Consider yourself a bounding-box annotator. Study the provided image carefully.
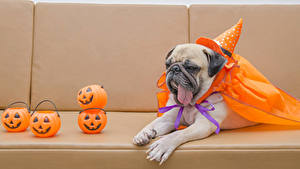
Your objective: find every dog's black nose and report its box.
[171,65,180,72]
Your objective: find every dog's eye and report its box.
[165,59,172,69]
[166,63,171,69]
[186,66,200,72]
[184,60,200,72]
[166,61,172,69]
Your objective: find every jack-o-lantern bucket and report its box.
[1,101,30,132]
[77,84,107,110]
[29,100,61,138]
[78,108,107,134]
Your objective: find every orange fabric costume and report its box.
[157,19,300,126]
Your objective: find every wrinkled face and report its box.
[165,44,226,106]
[1,108,30,132]
[30,112,61,137]
[78,87,94,105]
[78,111,107,134]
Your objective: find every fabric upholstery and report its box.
[1,3,300,169]
[31,3,188,111]
[1,111,300,169]
[0,0,33,108]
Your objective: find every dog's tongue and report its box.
[177,85,193,106]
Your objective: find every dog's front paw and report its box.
[146,135,177,165]
[133,128,156,146]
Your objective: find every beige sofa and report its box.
[1,0,300,168]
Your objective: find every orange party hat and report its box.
[214,18,243,54]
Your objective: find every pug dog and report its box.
[133,44,257,164]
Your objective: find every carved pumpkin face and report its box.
[1,108,30,132]
[78,109,107,134]
[77,85,107,110]
[30,111,61,137]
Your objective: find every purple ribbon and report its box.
[158,100,220,134]
[195,101,220,134]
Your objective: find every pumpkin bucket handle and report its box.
[6,101,30,113]
[79,108,106,115]
[32,100,60,117]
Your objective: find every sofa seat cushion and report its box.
[1,111,300,169]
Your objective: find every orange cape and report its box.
[157,19,300,126]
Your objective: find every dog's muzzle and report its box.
[166,63,198,93]
[166,62,200,106]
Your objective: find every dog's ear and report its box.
[203,49,227,77]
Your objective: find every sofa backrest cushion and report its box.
[31,3,188,111]
[0,0,33,109]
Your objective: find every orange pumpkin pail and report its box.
[78,108,107,134]
[157,18,300,126]
[77,84,107,110]
[1,101,31,132]
[30,100,61,137]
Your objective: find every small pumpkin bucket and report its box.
[77,84,107,110]
[1,101,30,132]
[29,100,61,138]
[78,108,107,134]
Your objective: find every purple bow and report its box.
[158,100,220,134]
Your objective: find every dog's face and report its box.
[165,44,226,106]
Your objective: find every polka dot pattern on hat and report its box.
[214,18,243,54]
